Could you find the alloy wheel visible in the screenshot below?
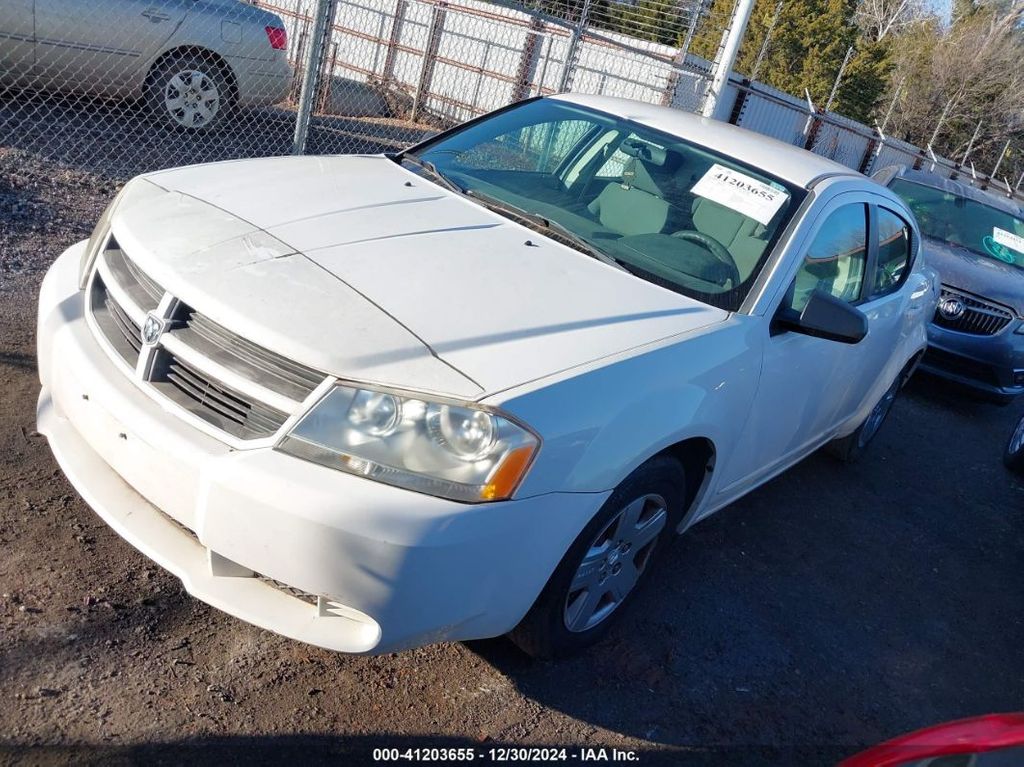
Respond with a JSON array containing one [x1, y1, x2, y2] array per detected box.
[[1010, 417, 1024, 457], [563, 493, 667, 633], [858, 382, 897, 448]]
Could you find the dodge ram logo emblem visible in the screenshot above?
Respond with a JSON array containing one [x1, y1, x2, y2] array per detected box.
[[937, 297, 966, 321], [141, 313, 164, 345]]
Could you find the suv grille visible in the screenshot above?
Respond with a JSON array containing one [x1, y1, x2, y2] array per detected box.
[[933, 287, 1014, 336], [86, 246, 327, 441]]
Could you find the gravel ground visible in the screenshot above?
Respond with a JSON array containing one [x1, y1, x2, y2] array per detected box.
[[2, 121, 1024, 767], [0, 90, 432, 181]]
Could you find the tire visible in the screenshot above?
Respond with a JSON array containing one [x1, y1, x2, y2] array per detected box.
[[145, 51, 233, 131], [1004, 416, 1024, 474], [508, 455, 687, 659], [827, 372, 902, 463]]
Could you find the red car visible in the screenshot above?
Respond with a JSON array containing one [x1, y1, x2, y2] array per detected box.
[[841, 713, 1024, 766]]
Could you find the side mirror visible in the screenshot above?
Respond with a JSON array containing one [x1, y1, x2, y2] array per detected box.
[[775, 288, 868, 344]]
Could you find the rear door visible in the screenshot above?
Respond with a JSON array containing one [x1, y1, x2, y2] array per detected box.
[[0, 0, 34, 84], [33, 0, 189, 94]]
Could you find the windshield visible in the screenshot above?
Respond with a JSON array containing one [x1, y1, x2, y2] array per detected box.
[[889, 178, 1024, 270], [408, 99, 805, 311]]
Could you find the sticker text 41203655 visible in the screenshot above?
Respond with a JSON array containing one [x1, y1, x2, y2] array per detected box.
[[690, 164, 789, 226]]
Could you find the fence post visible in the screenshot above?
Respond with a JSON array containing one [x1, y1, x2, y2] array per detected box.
[[514, 14, 545, 102], [701, 0, 755, 120], [292, 0, 338, 155], [990, 138, 1011, 179], [558, 0, 592, 93], [381, 0, 407, 88], [927, 99, 952, 152], [749, 0, 782, 82], [858, 131, 880, 175], [726, 78, 751, 125], [824, 45, 853, 113], [411, 0, 447, 122], [535, 31, 554, 96], [661, 49, 685, 107], [802, 90, 822, 151], [662, 4, 703, 107], [960, 119, 983, 165]]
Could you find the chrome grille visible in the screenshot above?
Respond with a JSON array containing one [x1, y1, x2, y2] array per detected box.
[[933, 287, 1015, 336], [155, 355, 291, 440], [86, 249, 327, 441], [104, 244, 163, 312], [173, 311, 323, 403], [89, 275, 142, 364]]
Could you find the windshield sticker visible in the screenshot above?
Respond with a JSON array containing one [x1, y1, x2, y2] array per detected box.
[[691, 164, 789, 226], [992, 227, 1024, 255]]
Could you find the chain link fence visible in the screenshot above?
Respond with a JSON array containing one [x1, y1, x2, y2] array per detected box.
[[0, 0, 727, 181], [1, 0, 1020, 200]]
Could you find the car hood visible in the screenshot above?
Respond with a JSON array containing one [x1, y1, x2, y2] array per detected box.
[[122, 155, 726, 397], [922, 236, 1024, 315]]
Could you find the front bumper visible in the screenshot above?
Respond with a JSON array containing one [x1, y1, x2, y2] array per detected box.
[[921, 322, 1024, 401], [37, 243, 606, 653]]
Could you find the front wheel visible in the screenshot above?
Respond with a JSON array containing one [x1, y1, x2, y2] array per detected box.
[[508, 455, 687, 659], [1004, 415, 1024, 474]]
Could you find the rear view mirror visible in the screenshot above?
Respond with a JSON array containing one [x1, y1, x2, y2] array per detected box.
[[775, 289, 868, 344]]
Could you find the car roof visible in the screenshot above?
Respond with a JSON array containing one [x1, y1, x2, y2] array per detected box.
[[888, 166, 1024, 216], [551, 93, 857, 188]]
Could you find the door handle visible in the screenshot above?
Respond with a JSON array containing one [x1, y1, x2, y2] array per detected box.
[[141, 8, 171, 22]]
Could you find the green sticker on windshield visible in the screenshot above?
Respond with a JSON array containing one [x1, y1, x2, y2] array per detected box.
[[993, 227, 1024, 255]]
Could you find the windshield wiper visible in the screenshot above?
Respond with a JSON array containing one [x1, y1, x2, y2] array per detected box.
[[397, 152, 465, 194], [463, 189, 627, 272]]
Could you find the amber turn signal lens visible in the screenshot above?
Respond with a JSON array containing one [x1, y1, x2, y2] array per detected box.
[[480, 445, 535, 501]]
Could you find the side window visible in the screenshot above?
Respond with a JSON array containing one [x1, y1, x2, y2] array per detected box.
[[785, 203, 868, 313], [870, 207, 912, 299], [456, 120, 594, 174]]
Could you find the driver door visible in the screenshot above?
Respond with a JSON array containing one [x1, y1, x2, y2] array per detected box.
[[717, 195, 877, 494]]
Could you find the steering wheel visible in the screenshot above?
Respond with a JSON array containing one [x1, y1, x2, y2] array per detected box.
[[672, 230, 741, 287]]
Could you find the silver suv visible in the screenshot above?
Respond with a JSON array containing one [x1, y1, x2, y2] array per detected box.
[[0, 0, 292, 130]]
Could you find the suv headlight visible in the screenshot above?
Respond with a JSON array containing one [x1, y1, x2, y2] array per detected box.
[[276, 384, 539, 503]]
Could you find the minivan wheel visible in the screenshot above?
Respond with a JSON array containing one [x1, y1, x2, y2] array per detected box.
[[146, 52, 232, 130], [1004, 415, 1024, 474], [507, 455, 686, 659], [827, 373, 902, 463]]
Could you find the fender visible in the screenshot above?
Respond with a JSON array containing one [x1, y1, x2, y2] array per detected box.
[[494, 316, 761, 502]]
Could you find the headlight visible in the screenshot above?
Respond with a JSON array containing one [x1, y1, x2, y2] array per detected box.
[[78, 191, 124, 289], [276, 384, 539, 503]]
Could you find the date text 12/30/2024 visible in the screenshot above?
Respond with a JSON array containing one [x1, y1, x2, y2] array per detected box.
[[373, 747, 641, 762]]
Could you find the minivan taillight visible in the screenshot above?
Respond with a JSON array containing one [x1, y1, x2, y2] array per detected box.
[[265, 26, 287, 50]]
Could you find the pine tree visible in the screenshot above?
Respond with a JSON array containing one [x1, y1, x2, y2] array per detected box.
[[691, 0, 879, 118]]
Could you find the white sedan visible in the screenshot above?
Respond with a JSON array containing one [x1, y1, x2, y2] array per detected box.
[[36, 94, 937, 658]]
